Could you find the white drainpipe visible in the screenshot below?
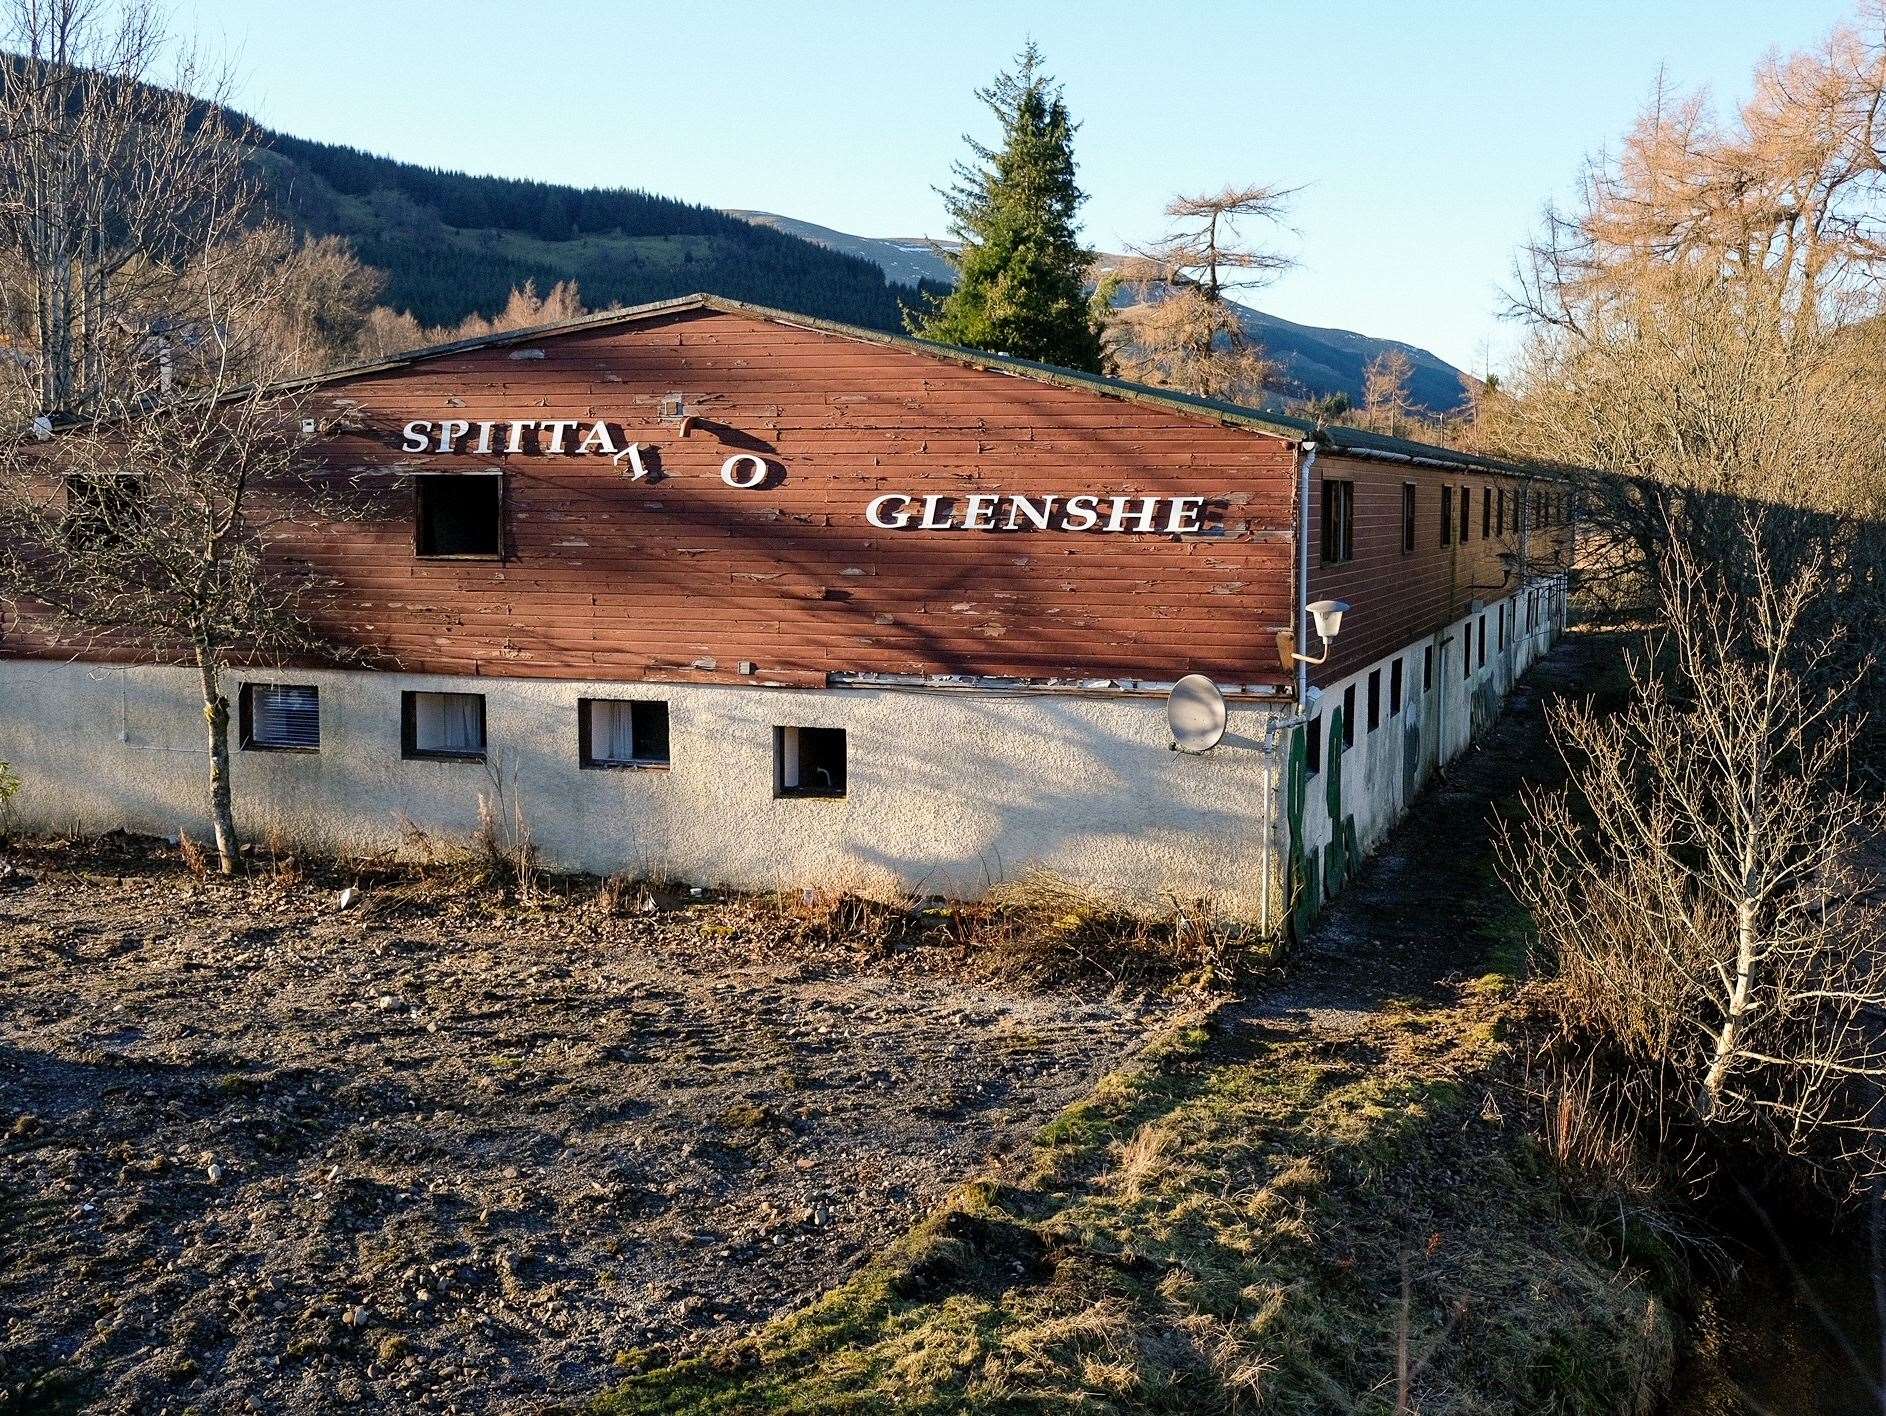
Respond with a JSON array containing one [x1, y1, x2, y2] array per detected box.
[[1296, 439, 1317, 709], [1259, 437, 1321, 940]]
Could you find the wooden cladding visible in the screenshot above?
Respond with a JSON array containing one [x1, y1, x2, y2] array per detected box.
[[0, 303, 1574, 699], [285, 307, 1298, 687], [1307, 453, 1574, 684]]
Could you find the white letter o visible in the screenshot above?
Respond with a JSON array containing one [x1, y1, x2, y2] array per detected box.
[[720, 454, 768, 489]]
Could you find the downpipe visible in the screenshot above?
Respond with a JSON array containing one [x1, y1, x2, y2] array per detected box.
[[1259, 438, 1321, 941]]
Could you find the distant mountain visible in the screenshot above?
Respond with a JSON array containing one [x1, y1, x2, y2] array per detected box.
[[251, 133, 947, 333], [727, 210, 1472, 414], [726, 211, 960, 291]]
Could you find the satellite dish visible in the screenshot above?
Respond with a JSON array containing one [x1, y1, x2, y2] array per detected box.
[[1168, 674, 1227, 754]]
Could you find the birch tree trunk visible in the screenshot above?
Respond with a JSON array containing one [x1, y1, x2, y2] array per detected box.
[[195, 646, 238, 874]]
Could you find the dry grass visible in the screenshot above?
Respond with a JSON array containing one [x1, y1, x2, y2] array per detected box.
[[598, 987, 1683, 1416], [176, 832, 209, 878]]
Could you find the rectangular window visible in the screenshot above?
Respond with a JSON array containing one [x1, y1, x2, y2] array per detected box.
[[402, 690, 487, 761], [775, 725, 846, 798], [1400, 482, 1416, 554], [415, 474, 503, 558], [1459, 485, 1472, 542], [1497, 487, 1505, 534], [1517, 488, 1528, 534], [1320, 478, 1354, 564], [1482, 487, 1493, 538], [1342, 684, 1356, 749], [1423, 644, 1434, 692], [64, 473, 143, 549], [1440, 485, 1454, 545], [1463, 634, 1473, 680], [1478, 614, 1488, 667], [1390, 657, 1404, 715], [1367, 669, 1381, 732], [1498, 604, 1506, 649], [1306, 715, 1323, 775], [240, 682, 319, 752], [579, 698, 670, 768]]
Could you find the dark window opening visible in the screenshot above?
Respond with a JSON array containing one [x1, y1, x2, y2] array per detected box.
[[1440, 485, 1454, 545], [64, 473, 143, 548], [1423, 645, 1434, 692], [1390, 657, 1404, 715], [240, 682, 319, 752], [402, 690, 487, 761], [775, 725, 846, 798], [1400, 482, 1416, 554], [1342, 684, 1356, 749], [1498, 604, 1506, 649], [1463, 634, 1473, 679], [1478, 615, 1488, 667], [580, 698, 670, 768], [1497, 488, 1506, 534], [1482, 486, 1493, 538], [1306, 715, 1323, 775], [1367, 669, 1381, 732], [1459, 485, 1472, 542], [415, 475, 503, 558], [1320, 478, 1354, 564]]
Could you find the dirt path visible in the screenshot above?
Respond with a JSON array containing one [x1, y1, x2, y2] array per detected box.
[[0, 870, 1173, 1414], [1246, 630, 1604, 1037]]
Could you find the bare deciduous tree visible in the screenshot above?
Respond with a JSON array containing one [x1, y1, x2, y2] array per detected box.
[[1106, 183, 1296, 404], [0, 353, 367, 872], [1362, 348, 1414, 436], [1500, 531, 1886, 1191], [0, 0, 259, 416]]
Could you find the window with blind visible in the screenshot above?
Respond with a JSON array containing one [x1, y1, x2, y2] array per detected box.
[[579, 698, 671, 768], [402, 690, 486, 761], [240, 683, 320, 752]]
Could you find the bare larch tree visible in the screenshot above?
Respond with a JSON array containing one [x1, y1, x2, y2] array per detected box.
[[1107, 183, 1296, 404]]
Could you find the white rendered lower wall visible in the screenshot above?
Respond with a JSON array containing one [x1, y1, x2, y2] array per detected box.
[[1294, 576, 1568, 874], [0, 660, 1293, 919]]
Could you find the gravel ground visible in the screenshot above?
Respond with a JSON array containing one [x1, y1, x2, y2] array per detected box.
[[0, 859, 1176, 1414]]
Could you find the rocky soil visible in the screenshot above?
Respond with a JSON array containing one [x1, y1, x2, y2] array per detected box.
[[0, 857, 1177, 1414]]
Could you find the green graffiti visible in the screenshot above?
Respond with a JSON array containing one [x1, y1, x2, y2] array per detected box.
[[1321, 704, 1358, 899], [1285, 718, 1319, 942], [1285, 702, 1361, 943]]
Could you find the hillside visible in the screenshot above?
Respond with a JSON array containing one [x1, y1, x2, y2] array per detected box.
[[732, 209, 1473, 413], [250, 131, 946, 333]]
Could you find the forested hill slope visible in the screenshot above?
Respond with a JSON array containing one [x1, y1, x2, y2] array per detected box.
[[251, 129, 944, 331]]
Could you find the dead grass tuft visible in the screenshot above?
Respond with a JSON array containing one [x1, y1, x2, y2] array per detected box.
[[176, 832, 208, 878]]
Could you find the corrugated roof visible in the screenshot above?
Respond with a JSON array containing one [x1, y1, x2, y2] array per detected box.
[[288, 292, 1559, 480]]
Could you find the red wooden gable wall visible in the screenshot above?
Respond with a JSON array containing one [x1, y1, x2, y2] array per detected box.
[[279, 307, 1300, 688]]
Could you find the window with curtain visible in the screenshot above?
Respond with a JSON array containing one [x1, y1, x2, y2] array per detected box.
[[403, 691, 486, 760], [580, 699, 671, 768]]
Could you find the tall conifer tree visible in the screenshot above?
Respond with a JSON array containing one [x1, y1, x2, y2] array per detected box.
[[908, 44, 1103, 373]]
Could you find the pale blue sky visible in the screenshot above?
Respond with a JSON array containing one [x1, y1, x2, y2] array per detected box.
[[170, 0, 1852, 373]]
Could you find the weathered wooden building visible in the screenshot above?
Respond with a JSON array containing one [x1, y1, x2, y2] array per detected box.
[[0, 295, 1572, 926]]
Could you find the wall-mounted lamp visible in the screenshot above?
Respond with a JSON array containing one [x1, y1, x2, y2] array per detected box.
[[1275, 598, 1352, 669]]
